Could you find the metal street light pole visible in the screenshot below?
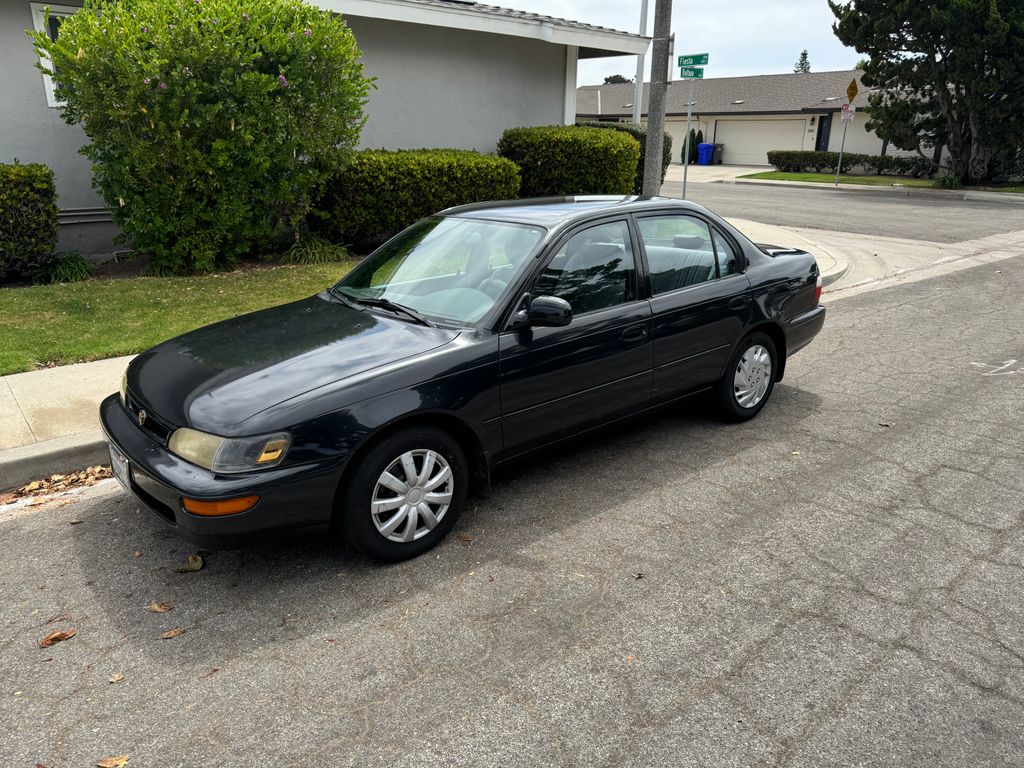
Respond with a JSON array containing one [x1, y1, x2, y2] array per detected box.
[[641, 0, 672, 196], [631, 0, 649, 125], [681, 84, 694, 199]]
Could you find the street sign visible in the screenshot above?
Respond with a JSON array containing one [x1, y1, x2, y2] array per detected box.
[[679, 67, 704, 79], [846, 78, 859, 104], [677, 53, 709, 67], [841, 103, 854, 123]]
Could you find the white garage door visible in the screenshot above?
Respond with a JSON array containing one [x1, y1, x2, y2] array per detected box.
[[713, 119, 807, 165]]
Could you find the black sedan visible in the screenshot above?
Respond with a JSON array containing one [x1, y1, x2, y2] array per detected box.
[[101, 196, 825, 561]]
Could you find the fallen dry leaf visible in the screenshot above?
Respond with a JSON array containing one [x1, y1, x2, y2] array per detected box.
[[70, 519, 85, 525], [175, 554, 204, 573], [160, 627, 184, 640], [39, 629, 76, 648], [134, 551, 143, 558], [44, 612, 70, 625], [632, 573, 644, 580], [455, 532, 475, 542], [96, 757, 129, 768], [147, 601, 172, 613], [108, 673, 125, 684], [6, 466, 114, 504]]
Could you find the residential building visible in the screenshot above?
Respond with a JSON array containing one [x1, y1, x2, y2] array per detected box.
[[576, 69, 918, 166]]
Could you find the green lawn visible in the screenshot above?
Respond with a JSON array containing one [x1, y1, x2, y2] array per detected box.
[[738, 171, 938, 188], [0, 261, 358, 375]]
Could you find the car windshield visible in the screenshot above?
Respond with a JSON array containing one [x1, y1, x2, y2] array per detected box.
[[334, 217, 545, 325]]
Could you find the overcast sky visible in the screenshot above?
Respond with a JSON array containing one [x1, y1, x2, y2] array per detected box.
[[508, 0, 861, 84]]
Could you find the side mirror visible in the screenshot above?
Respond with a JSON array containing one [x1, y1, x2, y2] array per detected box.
[[525, 295, 572, 328]]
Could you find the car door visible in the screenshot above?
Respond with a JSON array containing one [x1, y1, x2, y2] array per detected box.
[[498, 218, 654, 457], [634, 212, 752, 402]]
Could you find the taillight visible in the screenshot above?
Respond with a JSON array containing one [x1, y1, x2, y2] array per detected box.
[[814, 274, 823, 303]]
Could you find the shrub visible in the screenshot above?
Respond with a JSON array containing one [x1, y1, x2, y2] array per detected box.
[[32, 251, 94, 284], [498, 126, 639, 197], [576, 121, 672, 194], [934, 174, 963, 190], [0, 162, 59, 283], [766, 150, 939, 178], [317, 150, 521, 246], [31, 0, 371, 275], [281, 235, 351, 265]]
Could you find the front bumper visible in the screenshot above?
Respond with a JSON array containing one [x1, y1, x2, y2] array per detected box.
[[99, 394, 348, 548]]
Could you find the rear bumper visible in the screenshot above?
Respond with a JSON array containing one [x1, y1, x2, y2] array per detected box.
[[785, 304, 826, 357], [99, 394, 347, 548]]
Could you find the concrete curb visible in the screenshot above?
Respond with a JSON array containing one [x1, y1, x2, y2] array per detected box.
[[0, 431, 108, 492], [722, 179, 1024, 205]]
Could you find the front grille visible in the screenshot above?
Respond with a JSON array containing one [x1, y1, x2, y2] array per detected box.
[[124, 393, 173, 445]]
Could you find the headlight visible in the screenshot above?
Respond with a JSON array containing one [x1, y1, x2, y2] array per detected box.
[[168, 428, 291, 473], [120, 369, 128, 405]]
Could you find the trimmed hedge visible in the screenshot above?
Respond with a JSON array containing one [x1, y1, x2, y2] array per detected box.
[[576, 120, 672, 194], [317, 149, 521, 245], [766, 150, 938, 178], [0, 162, 59, 283], [498, 125, 640, 197]]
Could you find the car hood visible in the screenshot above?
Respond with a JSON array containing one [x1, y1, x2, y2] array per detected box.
[[127, 294, 460, 433]]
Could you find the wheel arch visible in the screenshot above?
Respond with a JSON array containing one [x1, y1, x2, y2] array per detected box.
[[330, 411, 491, 520], [745, 321, 788, 381]]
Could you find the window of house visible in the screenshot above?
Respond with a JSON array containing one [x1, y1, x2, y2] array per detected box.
[[30, 3, 80, 108]]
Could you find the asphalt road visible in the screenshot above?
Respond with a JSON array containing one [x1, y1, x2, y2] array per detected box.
[[681, 182, 1024, 243], [3, 258, 1024, 767]]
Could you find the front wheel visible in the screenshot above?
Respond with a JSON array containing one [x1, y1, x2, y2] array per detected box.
[[716, 333, 777, 422], [338, 428, 468, 562]]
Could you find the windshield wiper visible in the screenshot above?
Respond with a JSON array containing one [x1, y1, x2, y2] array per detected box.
[[350, 296, 436, 327]]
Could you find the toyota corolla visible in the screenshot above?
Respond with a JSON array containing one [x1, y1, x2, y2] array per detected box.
[[101, 196, 826, 560]]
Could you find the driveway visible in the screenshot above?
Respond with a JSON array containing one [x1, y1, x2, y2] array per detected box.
[[2, 258, 1023, 767]]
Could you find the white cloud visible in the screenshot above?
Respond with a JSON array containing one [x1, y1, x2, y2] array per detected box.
[[508, 0, 860, 84]]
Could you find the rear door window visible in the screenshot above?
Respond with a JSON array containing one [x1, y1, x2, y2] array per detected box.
[[637, 216, 718, 295]]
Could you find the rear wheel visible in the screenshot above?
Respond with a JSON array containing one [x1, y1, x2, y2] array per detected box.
[[717, 333, 777, 422], [338, 428, 468, 561]]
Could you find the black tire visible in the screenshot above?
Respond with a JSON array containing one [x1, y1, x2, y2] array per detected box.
[[337, 427, 468, 562], [716, 333, 778, 422]]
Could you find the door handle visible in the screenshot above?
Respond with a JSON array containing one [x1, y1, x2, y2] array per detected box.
[[621, 325, 648, 342], [728, 296, 750, 310]]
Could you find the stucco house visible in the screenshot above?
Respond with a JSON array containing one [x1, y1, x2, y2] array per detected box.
[[0, 0, 647, 257], [577, 69, 927, 166]]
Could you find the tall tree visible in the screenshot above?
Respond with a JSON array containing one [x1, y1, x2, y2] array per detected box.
[[830, 0, 1024, 185], [794, 50, 811, 73], [603, 74, 633, 84]]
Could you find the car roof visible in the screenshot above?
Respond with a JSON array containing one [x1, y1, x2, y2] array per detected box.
[[442, 196, 711, 228]]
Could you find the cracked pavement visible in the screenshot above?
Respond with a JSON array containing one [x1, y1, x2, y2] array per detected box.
[[2, 254, 1023, 767]]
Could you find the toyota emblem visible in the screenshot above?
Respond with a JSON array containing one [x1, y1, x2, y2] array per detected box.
[[138, 409, 147, 427]]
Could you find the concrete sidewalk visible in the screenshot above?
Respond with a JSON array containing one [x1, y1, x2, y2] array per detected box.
[[0, 356, 132, 490]]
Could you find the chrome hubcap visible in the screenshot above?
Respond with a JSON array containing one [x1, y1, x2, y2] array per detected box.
[[734, 344, 772, 409], [371, 449, 453, 543]]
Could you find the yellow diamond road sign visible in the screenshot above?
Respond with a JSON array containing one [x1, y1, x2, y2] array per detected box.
[[847, 79, 859, 104]]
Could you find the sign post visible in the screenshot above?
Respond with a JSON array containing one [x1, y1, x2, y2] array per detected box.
[[678, 54, 708, 200], [836, 103, 854, 187]]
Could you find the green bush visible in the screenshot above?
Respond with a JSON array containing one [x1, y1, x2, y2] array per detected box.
[[0, 162, 59, 283], [498, 125, 639, 197], [766, 150, 938, 178], [576, 121, 672, 194], [32, 251, 94, 284], [317, 150, 521, 246], [281, 235, 350, 265], [31, 0, 371, 275]]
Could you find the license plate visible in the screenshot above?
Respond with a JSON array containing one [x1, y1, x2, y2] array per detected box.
[[109, 442, 130, 491]]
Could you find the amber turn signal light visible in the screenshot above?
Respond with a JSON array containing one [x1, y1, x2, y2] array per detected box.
[[181, 495, 260, 517]]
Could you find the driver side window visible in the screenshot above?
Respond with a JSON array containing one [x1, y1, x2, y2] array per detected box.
[[532, 221, 636, 315]]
